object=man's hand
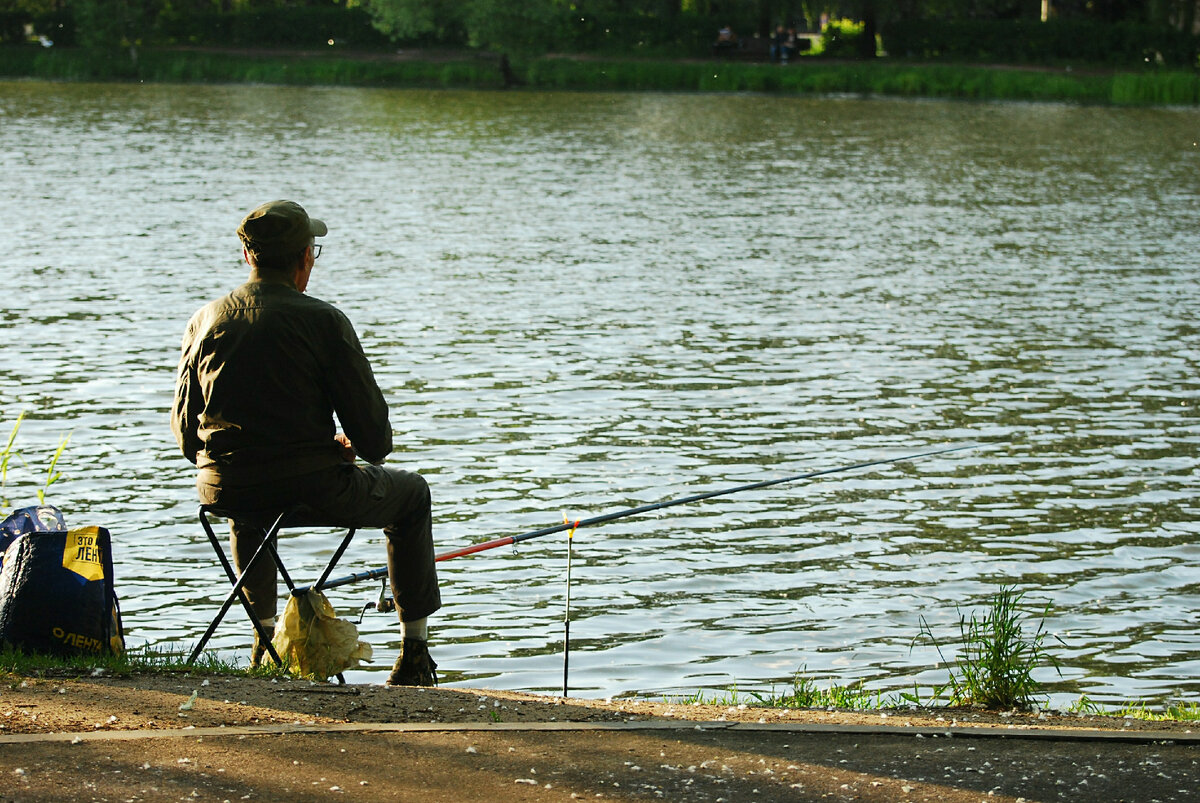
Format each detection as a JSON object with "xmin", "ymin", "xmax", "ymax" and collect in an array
[{"xmin": 334, "ymin": 432, "xmax": 357, "ymax": 463}]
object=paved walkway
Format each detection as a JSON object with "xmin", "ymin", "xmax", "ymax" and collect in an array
[{"xmin": 2, "ymin": 719, "xmax": 1196, "ymax": 802}]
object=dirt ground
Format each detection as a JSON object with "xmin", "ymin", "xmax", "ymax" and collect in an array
[
  {"xmin": 2, "ymin": 670, "xmax": 1198, "ymax": 736},
  {"xmin": 0, "ymin": 671, "xmax": 1196, "ymax": 802}
]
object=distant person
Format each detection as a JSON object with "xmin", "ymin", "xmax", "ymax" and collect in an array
[
  {"xmin": 785, "ymin": 27, "xmax": 799, "ymax": 61},
  {"xmin": 171, "ymin": 200, "xmax": 441, "ymax": 686},
  {"xmin": 771, "ymin": 25, "xmax": 787, "ymax": 63},
  {"xmin": 714, "ymin": 24, "xmax": 739, "ymax": 57}
]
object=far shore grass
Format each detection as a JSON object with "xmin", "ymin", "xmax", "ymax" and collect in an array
[{"xmin": 2, "ymin": 45, "xmax": 1199, "ymax": 105}]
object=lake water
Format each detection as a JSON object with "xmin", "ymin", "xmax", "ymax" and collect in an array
[{"xmin": 2, "ymin": 80, "xmax": 1199, "ymax": 708}]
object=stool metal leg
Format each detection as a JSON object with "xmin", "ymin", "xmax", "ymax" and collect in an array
[
  {"xmin": 188, "ymin": 507, "xmax": 286, "ymax": 667},
  {"xmin": 264, "ymin": 534, "xmax": 296, "ymax": 594},
  {"xmin": 191, "ymin": 504, "xmax": 361, "ymax": 682},
  {"xmin": 312, "ymin": 528, "xmax": 357, "ymax": 593}
]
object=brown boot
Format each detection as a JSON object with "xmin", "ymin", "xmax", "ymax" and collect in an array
[
  {"xmin": 250, "ymin": 625, "xmax": 275, "ymax": 668},
  {"xmin": 386, "ymin": 638, "xmax": 438, "ymax": 686}
]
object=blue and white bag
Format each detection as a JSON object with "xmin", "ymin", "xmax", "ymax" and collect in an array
[{"xmin": 0, "ymin": 505, "xmax": 124, "ymax": 656}]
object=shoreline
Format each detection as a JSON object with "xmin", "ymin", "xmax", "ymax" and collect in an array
[
  {"xmin": 2, "ymin": 670, "xmax": 1195, "ymax": 737},
  {"xmin": 2, "ymin": 46, "xmax": 1198, "ymax": 105},
  {"xmin": 2, "ymin": 671, "xmax": 1196, "ymax": 802}
]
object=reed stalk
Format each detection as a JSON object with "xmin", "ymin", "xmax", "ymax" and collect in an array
[
  {"xmin": 0, "ymin": 412, "xmax": 24, "ymax": 508},
  {"xmin": 0, "ymin": 414, "xmax": 72, "ymax": 508},
  {"xmin": 36, "ymin": 432, "xmax": 70, "ymax": 505}
]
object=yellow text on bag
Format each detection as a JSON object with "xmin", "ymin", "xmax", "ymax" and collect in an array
[{"xmin": 62, "ymin": 526, "xmax": 105, "ymax": 582}]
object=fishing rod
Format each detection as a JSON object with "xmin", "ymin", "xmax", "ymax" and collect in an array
[{"xmin": 302, "ymin": 442, "xmax": 979, "ymax": 596}]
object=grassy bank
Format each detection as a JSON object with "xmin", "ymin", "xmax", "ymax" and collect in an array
[
  {"xmin": 4, "ymin": 644, "xmax": 1198, "ymax": 724},
  {"xmin": 4, "ymin": 587, "xmax": 1196, "ymax": 723},
  {"xmin": 0, "ymin": 642, "xmax": 284, "ymax": 678},
  {"xmin": 678, "ymin": 680, "xmax": 1200, "ymax": 723},
  {"xmin": 2, "ymin": 45, "xmax": 1199, "ymax": 105},
  {"xmin": 0, "ymin": 46, "xmax": 508, "ymax": 89}
]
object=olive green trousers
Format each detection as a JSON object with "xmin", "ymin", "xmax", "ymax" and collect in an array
[{"xmin": 198, "ymin": 463, "xmax": 441, "ymax": 626}]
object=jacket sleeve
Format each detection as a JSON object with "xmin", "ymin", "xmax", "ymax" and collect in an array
[
  {"xmin": 325, "ymin": 313, "xmax": 393, "ymax": 465},
  {"xmin": 170, "ymin": 321, "xmax": 204, "ymax": 465}
]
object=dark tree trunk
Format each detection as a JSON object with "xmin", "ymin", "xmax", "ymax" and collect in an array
[{"xmin": 857, "ymin": 0, "xmax": 877, "ymax": 59}]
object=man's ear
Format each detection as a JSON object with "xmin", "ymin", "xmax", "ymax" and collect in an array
[
  {"xmin": 294, "ymin": 247, "xmax": 314, "ymax": 292},
  {"xmin": 243, "ymin": 246, "xmax": 253, "ymax": 266}
]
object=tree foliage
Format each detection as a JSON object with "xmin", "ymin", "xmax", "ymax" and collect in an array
[
  {"xmin": 3, "ymin": 0, "xmax": 1196, "ymax": 60},
  {"xmin": 363, "ymin": 0, "xmax": 567, "ymax": 52},
  {"xmin": 359, "ymin": 0, "xmax": 1198, "ymax": 57},
  {"xmin": 360, "ymin": 0, "xmax": 467, "ymax": 43},
  {"xmin": 0, "ymin": 0, "xmax": 61, "ymax": 13},
  {"xmin": 73, "ymin": 0, "xmax": 158, "ymax": 53}
]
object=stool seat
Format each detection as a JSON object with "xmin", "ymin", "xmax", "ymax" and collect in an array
[{"xmin": 188, "ymin": 504, "xmax": 357, "ymax": 673}]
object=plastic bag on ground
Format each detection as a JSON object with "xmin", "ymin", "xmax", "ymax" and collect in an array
[{"xmin": 271, "ymin": 590, "xmax": 372, "ymax": 680}]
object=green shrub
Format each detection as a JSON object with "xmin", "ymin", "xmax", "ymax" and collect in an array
[
  {"xmin": 156, "ymin": 6, "xmax": 392, "ymax": 50},
  {"xmin": 32, "ymin": 10, "xmax": 76, "ymax": 47},
  {"xmin": 0, "ymin": 12, "xmax": 26, "ymax": 45},
  {"xmin": 552, "ymin": 10, "xmax": 717, "ymax": 58},
  {"xmin": 818, "ymin": 18, "xmax": 867, "ymax": 59},
  {"xmin": 884, "ymin": 18, "xmax": 1199, "ymax": 68}
]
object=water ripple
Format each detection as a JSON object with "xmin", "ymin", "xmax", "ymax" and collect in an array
[{"xmin": 2, "ymin": 82, "xmax": 1198, "ymax": 706}]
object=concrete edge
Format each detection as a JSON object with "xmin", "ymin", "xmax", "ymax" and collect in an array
[{"xmin": 1, "ymin": 720, "xmax": 1195, "ymax": 746}]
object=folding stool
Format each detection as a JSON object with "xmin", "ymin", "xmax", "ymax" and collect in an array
[{"xmin": 187, "ymin": 504, "xmax": 357, "ymax": 671}]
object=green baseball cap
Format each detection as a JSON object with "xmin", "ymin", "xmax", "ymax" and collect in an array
[{"xmin": 237, "ymin": 200, "xmax": 327, "ymax": 258}]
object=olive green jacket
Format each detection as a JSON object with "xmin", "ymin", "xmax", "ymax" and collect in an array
[{"xmin": 171, "ymin": 277, "xmax": 392, "ymax": 486}]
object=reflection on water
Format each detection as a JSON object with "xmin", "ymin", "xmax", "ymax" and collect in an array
[{"xmin": 2, "ymin": 81, "xmax": 1199, "ymax": 706}]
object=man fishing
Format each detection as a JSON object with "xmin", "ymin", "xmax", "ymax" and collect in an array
[{"xmin": 171, "ymin": 200, "xmax": 440, "ymax": 686}]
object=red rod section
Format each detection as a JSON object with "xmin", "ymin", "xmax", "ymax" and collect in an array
[{"xmin": 435, "ymin": 536, "xmax": 515, "ymax": 562}]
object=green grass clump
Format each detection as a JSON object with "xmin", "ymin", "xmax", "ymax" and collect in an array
[
  {"xmin": 518, "ymin": 59, "xmax": 1131, "ymax": 104},
  {"xmin": 1070, "ymin": 694, "xmax": 1200, "ymax": 722},
  {"xmin": 916, "ymin": 586, "xmax": 1061, "ymax": 711},
  {"xmin": 0, "ymin": 46, "xmax": 506, "ymax": 89},
  {"xmin": 1111, "ymin": 70, "xmax": 1200, "ymax": 104},
  {"xmin": 0, "ymin": 642, "xmax": 288, "ymax": 679},
  {"xmin": 678, "ymin": 675, "xmax": 903, "ymax": 711},
  {"xmin": 765, "ymin": 674, "xmax": 894, "ymax": 710},
  {"xmin": 679, "ymin": 587, "xmax": 1069, "ymax": 714}
]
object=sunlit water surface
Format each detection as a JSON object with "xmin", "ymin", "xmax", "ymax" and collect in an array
[{"xmin": 3, "ymin": 81, "xmax": 1199, "ymax": 707}]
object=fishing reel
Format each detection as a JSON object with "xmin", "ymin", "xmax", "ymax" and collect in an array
[{"xmin": 357, "ymin": 579, "xmax": 396, "ymax": 623}]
